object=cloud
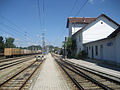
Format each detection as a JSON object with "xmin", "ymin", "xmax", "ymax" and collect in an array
[
  {"xmin": 26, "ymin": 37, "xmax": 31, "ymax": 41},
  {"xmin": 89, "ymin": 0, "xmax": 104, "ymax": 4},
  {"xmin": 15, "ymin": 38, "xmax": 20, "ymax": 41},
  {"xmin": 89, "ymin": 0, "xmax": 94, "ymax": 4},
  {"xmin": 3, "ymin": 34, "xmax": 10, "ymax": 38},
  {"xmin": 36, "ymin": 34, "xmax": 40, "ymax": 38}
]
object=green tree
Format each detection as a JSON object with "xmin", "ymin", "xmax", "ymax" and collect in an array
[
  {"xmin": 27, "ymin": 45, "xmax": 42, "ymax": 50},
  {"xmin": 5, "ymin": 37, "xmax": 16, "ymax": 48},
  {"xmin": 64, "ymin": 37, "xmax": 76, "ymax": 58},
  {"xmin": 0, "ymin": 36, "xmax": 4, "ymax": 53},
  {"xmin": 47, "ymin": 45, "xmax": 60, "ymax": 53},
  {"xmin": 48, "ymin": 45, "xmax": 54, "ymax": 52},
  {"xmin": 76, "ymin": 50, "xmax": 87, "ymax": 59}
]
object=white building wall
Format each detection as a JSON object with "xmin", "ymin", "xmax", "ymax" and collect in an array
[
  {"xmin": 69, "ymin": 23, "xmax": 87, "ymax": 37},
  {"xmin": 84, "ymin": 38, "xmax": 116, "ymax": 62},
  {"xmin": 83, "ymin": 17, "xmax": 118, "ymax": 43},
  {"xmin": 116, "ymin": 32, "xmax": 120, "ymax": 63},
  {"xmin": 73, "ymin": 30, "xmax": 83, "ymax": 54},
  {"xmin": 102, "ymin": 39, "xmax": 116, "ymax": 61},
  {"xmin": 72, "ymin": 16, "xmax": 118, "ymax": 54}
]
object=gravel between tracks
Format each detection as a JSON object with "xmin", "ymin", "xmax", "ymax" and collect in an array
[{"xmin": 0, "ymin": 58, "xmax": 36, "ymax": 85}]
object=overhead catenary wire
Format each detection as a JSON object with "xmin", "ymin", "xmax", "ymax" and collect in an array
[
  {"xmin": 37, "ymin": 0, "xmax": 42, "ymax": 29},
  {"xmin": 37, "ymin": 0, "xmax": 46, "ymax": 51},
  {"xmin": 53, "ymin": 3, "xmax": 76, "ymax": 46},
  {"xmin": 54, "ymin": 0, "xmax": 81, "ymax": 46},
  {"xmin": 68, "ymin": 0, "xmax": 78, "ymax": 16},
  {"xmin": 42, "ymin": 0, "xmax": 46, "ymax": 31},
  {"xmin": 0, "ymin": 24, "xmax": 35, "ymax": 46},
  {"xmin": 42, "ymin": 0, "xmax": 46, "ymax": 52},
  {"xmin": 75, "ymin": 0, "xmax": 89, "ymax": 17},
  {"xmin": 37, "ymin": 0, "xmax": 45, "ymax": 31},
  {"xmin": 60, "ymin": 0, "xmax": 88, "ymax": 45},
  {"xmin": 0, "ymin": 16, "xmax": 35, "ymax": 47},
  {"xmin": 0, "ymin": 22, "xmax": 35, "ymax": 47},
  {"xmin": 37, "ymin": 0, "xmax": 43, "ymax": 46},
  {"xmin": 0, "ymin": 2, "xmax": 45, "ymax": 47},
  {"xmin": 0, "ymin": 15, "xmax": 42, "ymax": 47},
  {"xmin": 0, "ymin": 15, "xmax": 32, "ymax": 38},
  {"xmin": 0, "ymin": 28, "xmax": 30, "ymax": 45},
  {"xmin": 0, "ymin": 22, "xmax": 28, "ymax": 38}
]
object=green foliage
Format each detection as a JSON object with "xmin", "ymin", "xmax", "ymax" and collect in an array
[
  {"xmin": 48, "ymin": 45, "xmax": 60, "ymax": 53},
  {"xmin": 66, "ymin": 37, "xmax": 72, "ymax": 49},
  {"xmin": 0, "ymin": 36, "xmax": 4, "ymax": 53},
  {"xmin": 27, "ymin": 45, "xmax": 42, "ymax": 50},
  {"xmin": 59, "ymin": 48, "xmax": 63, "ymax": 55},
  {"xmin": 63, "ymin": 37, "xmax": 76, "ymax": 58},
  {"xmin": 5, "ymin": 37, "xmax": 16, "ymax": 48},
  {"xmin": 75, "ymin": 50, "xmax": 87, "ymax": 59}
]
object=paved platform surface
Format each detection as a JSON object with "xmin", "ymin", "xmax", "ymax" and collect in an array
[
  {"xmin": 66, "ymin": 58, "xmax": 120, "ymax": 78},
  {"xmin": 30, "ymin": 53, "xmax": 72, "ymax": 90}
]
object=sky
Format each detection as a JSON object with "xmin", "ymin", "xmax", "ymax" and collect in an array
[{"xmin": 0, "ymin": 0, "xmax": 120, "ymax": 47}]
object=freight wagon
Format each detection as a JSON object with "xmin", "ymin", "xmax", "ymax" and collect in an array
[{"xmin": 4, "ymin": 48, "xmax": 41, "ymax": 57}]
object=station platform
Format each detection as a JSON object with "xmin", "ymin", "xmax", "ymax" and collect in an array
[
  {"xmin": 30, "ymin": 53, "xmax": 72, "ymax": 90},
  {"xmin": 66, "ymin": 58, "xmax": 120, "ymax": 79}
]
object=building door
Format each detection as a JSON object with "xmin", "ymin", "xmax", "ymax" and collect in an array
[
  {"xmin": 100, "ymin": 45, "xmax": 103, "ymax": 59},
  {"xmin": 92, "ymin": 46, "xmax": 94, "ymax": 59}
]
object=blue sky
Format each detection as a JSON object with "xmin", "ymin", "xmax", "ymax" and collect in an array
[{"xmin": 0, "ymin": 0, "xmax": 120, "ymax": 47}]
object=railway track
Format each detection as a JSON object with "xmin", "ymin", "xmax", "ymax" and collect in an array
[
  {"xmin": 0, "ymin": 55, "xmax": 36, "ymax": 63},
  {"xmin": 0, "ymin": 56, "xmax": 35, "ymax": 71},
  {"xmin": 53, "ymin": 54, "xmax": 120, "ymax": 90},
  {"xmin": 0, "ymin": 60, "xmax": 44, "ymax": 90}
]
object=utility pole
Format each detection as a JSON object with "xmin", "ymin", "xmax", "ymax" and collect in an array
[
  {"xmin": 42, "ymin": 32, "xmax": 45, "ymax": 55},
  {"xmin": 64, "ymin": 37, "xmax": 67, "ymax": 59}
]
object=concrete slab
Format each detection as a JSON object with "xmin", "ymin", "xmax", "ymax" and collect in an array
[
  {"xmin": 66, "ymin": 58, "xmax": 120, "ymax": 78},
  {"xmin": 30, "ymin": 53, "xmax": 72, "ymax": 90}
]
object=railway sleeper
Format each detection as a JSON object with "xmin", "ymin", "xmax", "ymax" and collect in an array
[{"xmin": 58, "ymin": 60, "xmax": 113, "ymax": 90}]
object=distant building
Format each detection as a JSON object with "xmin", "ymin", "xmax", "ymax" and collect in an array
[{"xmin": 67, "ymin": 14, "xmax": 119, "ymax": 54}]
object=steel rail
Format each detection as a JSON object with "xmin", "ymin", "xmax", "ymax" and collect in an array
[
  {"xmin": 52, "ymin": 54, "xmax": 113, "ymax": 90},
  {"xmin": 0, "ymin": 57, "xmax": 33, "ymax": 67},
  {"xmin": 54, "ymin": 54, "xmax": 120, "ymax": 89},
  {"xmin": 63, "ymin": 60, "xmax": 120, "ymax": 84},
  {"xmin": 0, "ymin": 57, "xmax": 23, "ymax": 62},
  {"xmin": 58, "ymin": 60, "xmax": 113, "ymax": 90},
  {"xmin": 19, "ymin": 60, "xmax": 43, "ymax": 90},
  {"xmin": 0, "ymin": 57, "xmax": 34, "ymax": 71},
  {"xmin": 0, "ymin": 55, "xmax": 32, "ymax": 63},
  {"xmin": 0, "ymin": 60, "xmax": 36, "ymax": 88},
  {"xmin": 54, "ymin": 54, "xmax": 120, "ymax": 84},
  {"xmin": 55, "ymin": 59, "xmax": 84, "ymax": 90}
]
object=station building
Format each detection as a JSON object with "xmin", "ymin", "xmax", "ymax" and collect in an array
[
  {"xmin": 66, "ymin": 14, "xmax": 120, "ymax": 63},
  {"xmin": 84, "ymin": 27, "xmax": 120, "ymax": 63}
]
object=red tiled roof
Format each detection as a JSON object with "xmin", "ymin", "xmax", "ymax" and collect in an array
[{"xmin": 66, "ymin": 17, "xmax": 96, "ymax": 28}]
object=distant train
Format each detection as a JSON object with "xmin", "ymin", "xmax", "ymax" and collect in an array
[{"xmin": 4, "ymin": 48, "xmax": 42, "ymax": 57}]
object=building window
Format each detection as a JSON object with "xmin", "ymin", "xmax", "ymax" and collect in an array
[{"xmin": 95, "ymin": 46, "xmax": 98, "ymax": 56}]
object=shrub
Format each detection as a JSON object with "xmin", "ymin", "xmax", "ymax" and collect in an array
[{"xmin": 76, "ymin": 50, "xmax": 87, "ymax": 59}]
